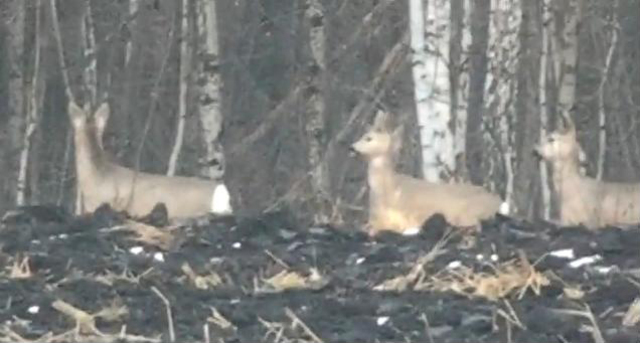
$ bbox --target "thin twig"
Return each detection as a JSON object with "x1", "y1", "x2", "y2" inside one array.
[
  {"x1": 285, "y1": 308, "x2": 324, "y2": 343},
  {"x1": 552, "y1": 304, "x2": 605, "y2": 343},
  {"x1": 265, "y1": 250, "x2": 291, "y2": 269},
  {"x1": 419, "y1": 313, "x2": 435, "y2": 343},
  {"x1": 48, "y1": 0, "x2": 75, "y2": 103},
  {"x1": 151, "y1": 286, "x2": 175, "y2": 342}
]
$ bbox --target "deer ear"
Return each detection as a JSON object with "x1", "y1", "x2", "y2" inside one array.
[
  {"x1": 392, "y1": 125, "x2": 404, "y2": 142},
  {"x1": 372, "y1": 110, "x2": 390, "y2": 132},
  {"x1": 68, "y1": 101, "x2": 86, "y2": 127},
  {"x1": 390, "y1": 125, "x2": 404, "y2": 155},
  {"x1": 94, "y1": 102, "x2": 110, "y2": 130},
  {"x1": 94, "y1": 102, "x2": 110, "y2": 146}
]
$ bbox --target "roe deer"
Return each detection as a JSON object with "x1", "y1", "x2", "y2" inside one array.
[
  {"x1": 534, "y1": 114, "x2": 640, "y2": 229},
  {"x1": 351, "y1": 111, "x2": 504, "y2": 236},
  {"x1": 70, "y1": 101, "x2": 233, "y2": 219}
]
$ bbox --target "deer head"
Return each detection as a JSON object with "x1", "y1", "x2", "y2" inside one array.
[{"x1": 351, "y1": 111, "x2": 403, "y2": 161}]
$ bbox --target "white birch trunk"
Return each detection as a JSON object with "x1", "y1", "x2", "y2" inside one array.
[
  {"x1": 304, "y1": 0, "x2": 330, "y2": 207},
  {"x1": 195, "y1": 0, "x2": 225, "y2": 180},
  {"x1": 451, "y1": 0, "x2": 471, "y2": 176},
  {"x1": 409, "y1": 0, "x2": 454, "y2": 182},
  {"x1": 167, "y1": 0, "x2": 190, "y2": 176},
  {"x1": 16, "y1": 0, "x2": 38, "y2": 206},
  {"x1": 596, "y1": 0, "x2": 618, "y2": 180},
  {"x1": 6, "y1": 0, "x2": 25, "y2": 204},
  {"x1": 484, "y1": 0, "x2": 521, "y2": 211},
  {"x1": 554, "y1": 0, "x2": 583, "y2": 118},
  {"x1": 539, "y1": 0, "x2": 552, "y2": 220},
  {"x1": 81, "y1": 0, "x2": 98, "y2": 107}
]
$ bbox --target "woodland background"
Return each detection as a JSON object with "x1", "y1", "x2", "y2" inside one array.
[{"x1": 0, "y1": 0, "x2": 639, "y2": 227}]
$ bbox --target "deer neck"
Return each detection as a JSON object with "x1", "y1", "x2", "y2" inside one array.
[
  {"x1": 551, "y1": 155, "x2": 583, "y2": 199},
  {"x1": 367, "y1": 155, "x2": 398, "y2": 198},
  {"x1": 74, "y1": 124, "x2": 109, "y2": 184}
]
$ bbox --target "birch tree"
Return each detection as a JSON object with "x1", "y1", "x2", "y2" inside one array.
[
  {"x1": 18, "y1": 0, "x2": 45, "y2": 205},
  {"x1": 538, "y1": 0, "x2": 553, "y2": 220},
  {"x1": 304, "y1": 0, "x2": 331, "y2": 219},
  {"x1": 167, "y1": 0, "x2": 191, "y2": 176},
  {"x1": 596, "y1": 0, "x2": 618, "y2": 180},
  {"x1": 81, "y1": 0, "x2": 98, "y2": 107},
  {"x1": 2, "y1": 0, "x2": 26, "y2": 204},
  {"x1": 195, "y1": 0, "x2": 225, "y2": 180},
  {"x1": 449, "y1": 0, "x2": 470, "y2": 181},
  {"x1": 409, "y1": 0, "x2": 454, "y2": 182},
  {"x1": 553, "y1": 0, "x2": 584, "y2": 120}
]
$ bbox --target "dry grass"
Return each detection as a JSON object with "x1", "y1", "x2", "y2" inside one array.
[
  {"x1": 0, "y1": 327, "x2": 161, "y2": 343},
  {"x1": 623, "y1": 297, "x2": 640, "y2": 327},
  {"x1": 257, "y1": 308, "x2": 325, "y2": 343},
  {"x1": 52, "y1": 299, "x2": 128, "y2": 335},
  {"x1": 9, "y1": 255, "x2": 33, "y2": 279},
  {"x1": 104, "y1": 220, "x2": 176, "y2": 250},
  {"x1": 94, "y1": 267, "x2": 154, "y2": 286},
  {"x1": 181, "y1": 262, "x2": 223, "y2": 290},
  {"x1": 415, "y1": 250, "x2": 549, "y2": 302},
  {"x1": 258, "y1": 267, "x2": 326, "y2": 293},
  {"x1": 0, "y1": 299, "x2": 157, "y2": 343},
  {"x1": 207, "y1": 307, "x2": 236, "y2": 332},
  {"x1": 373, "y1": 229, "x2": 453, "y2": 292}
]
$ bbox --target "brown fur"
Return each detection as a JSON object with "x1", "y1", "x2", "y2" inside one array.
[
  {"x1": 351, "y1": 112, "x2": 503, "y2": 235},
  {"x1": 70, "y1": 101, "x2": 229, "y2": 219},
  {"x1": 534, "y1": 115, "x2": 640, "y2": 229}
]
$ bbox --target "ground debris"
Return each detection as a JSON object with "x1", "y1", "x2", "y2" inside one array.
[{"x1": 0, "y1": 206, "x2": 639, "y2": 342}]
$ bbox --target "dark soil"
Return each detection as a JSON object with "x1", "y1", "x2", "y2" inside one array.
[{"x1": 1, "y1": 205, "x2": 639, "y2": 343}]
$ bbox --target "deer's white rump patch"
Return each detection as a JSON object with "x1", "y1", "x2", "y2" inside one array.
[
  {"x1": 499, "y1": 202, "x2": 510, "y2": 215},
  {"x1": 211, "y1": 184, "x2": 233, "y2": 215}
]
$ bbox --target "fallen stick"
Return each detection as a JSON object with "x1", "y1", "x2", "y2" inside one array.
[
  {"x1": 151, "y1": 286, "x2": 175, "y2": 342},
  {"x1": 285, "y1": 308, "x2": 324, "y2": 343}
]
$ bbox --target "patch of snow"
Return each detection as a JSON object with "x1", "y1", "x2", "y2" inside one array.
[
  {"x1": 550, "y1": 249, "x2": 575, "y2": 259},
  {"x1": 153, "y1": 252, "x2": 165, "y2": 262},
  {"x1": 594, "y1": 266, "x2": 614, "y2": 274},
  {"x1": 376, "y1": 316, "x2": 390, "y2": 326},
  {"x1": 129, "y1": 246, "x2": 144, "y2": 255},
  {"x1": 447, "y1": 261, "x2": 462, "y2": 269},
  {"x1": 568, "y1": 255, "x2": 602, "y2": 269},
  {"x1": 402, "y1": 227, "x2": 421, "y2": 236}
]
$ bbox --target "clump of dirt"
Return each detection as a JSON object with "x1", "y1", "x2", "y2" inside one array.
[{"x1": 0, "y1": 206, "x2": 639, "y2": 343}]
